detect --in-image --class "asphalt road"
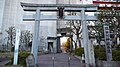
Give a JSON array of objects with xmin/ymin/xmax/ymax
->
[{"xmin": 38, "ymin": 53, "xmax": 85, "ymax": 67}]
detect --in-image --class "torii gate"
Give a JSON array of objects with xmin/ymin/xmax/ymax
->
[{"xmin": 21, "ymin": 3, "xmax": 98, "ymax": 67}]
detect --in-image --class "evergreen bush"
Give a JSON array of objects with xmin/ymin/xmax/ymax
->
[
  {"xmin": 18, "ymin": 51, "xmax": 30, "ymax": 65},
  {"xmin": 6, "ymin": 51, "xmax": 30, "ymax": 66},
  {"xmin": 74, "ymin": 45, "xmax": 120, "ymax": 61},
  {"xmin": 74, "ymin": 48, "xmax": 84, "ymax": 56},
  {"xmin": 112, "ymin": 49, "xmax": 120, "ymax": 61}
]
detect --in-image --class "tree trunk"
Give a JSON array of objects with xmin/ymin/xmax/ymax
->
[
  {"xmin": 75, "ymin": 42, "xmax": 77, "ymax": 49},
  {"xmin": 76, "ymin": 32, "xmax": 81, "ymax": 48},
  {"xmin": 78, "ymin": 39, "xmax": 81, "ymax": 48},
  {"xmin": 10, "ymin": 35, "xmax": 13, "ymax": 47}
]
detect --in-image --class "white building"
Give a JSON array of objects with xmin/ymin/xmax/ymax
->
[
  {"xmin": 0, "ymin": 0, "xmax": 86, "ymax": 52},
  {"xmin": 1, "ymin": 0, "xmax": 116, "ymax": 52},
  {"xmin": 0, "ymin": 0, "xmax": 58, "ymax": 52}
]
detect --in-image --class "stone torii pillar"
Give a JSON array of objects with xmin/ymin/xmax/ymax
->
[
  {"xmin": 31, "ymin": 8, "xmax": 40, "ymax": 65},
  {"xmin": 81, "ymin": 8, "xmax": 95, "ymax": 67},
  {"xmin": 81, "ymin": 8, "xmax": 89, "ymax": 67}
]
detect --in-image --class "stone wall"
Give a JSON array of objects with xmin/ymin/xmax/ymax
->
[{"xmin": 96, "ymin": 60, "xmax": 120, "ymax": 67}]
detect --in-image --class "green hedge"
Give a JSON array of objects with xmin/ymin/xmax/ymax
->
[
  {"xmin": 18, "ymin": 51, "xmax": 30, "ymax": 65},
  {"xmin": 112, "ymin": 49, "xmax": 120, "ymax": 61},
  {"xmin": 94, "ymin": 46, "xmax": 120, "ymax": 61},
  {"xmin": 94, "ymin": 46, "xmax": 106, "ymax": 60},
  {"xmin": 74, "ymin": 48, "xmax": 84, "ymax": 56},
  {"xmin": 74, "ymin": 46, "xmax": 120, "ymax": 61}
]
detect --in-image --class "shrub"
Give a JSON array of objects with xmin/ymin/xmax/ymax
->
[
  {"xmin": 112, "ymin": 49, "xmax": 120, "ymax": 61},
  {"xmin": 11, "ymin": 46, "xmax": 14, "ymax": 52},
  {"xmin": 6, "ymin": 51, "xmax": 30, "ymax": 66},
  {"xmin": 74, "ymin": 46, "xmax": 120, "ymax": 61},
  {"xmin": 74, "ymin": 46, "xmax": 106, "ymax": 60},
  {"xmin": 97, "ymin": 52, "xmax": 106, "ymax": 60},
  {"xmin": 94, "ymin": 45, "xmax": 120, "ymax": 61},
  {"xmin": 65, "ymin": 37, "xmax": 71, "ymax": 49},
  {"xmin": 94, "ymin": 46, "xmax": 106, "ymax": 60},
  {"xmin": 74, "ymin": 48, "xmax": 84, "ymax": 56},
  {"xmin": 18, "ymin": 51, "xmax": 30, "ymax": 66}
]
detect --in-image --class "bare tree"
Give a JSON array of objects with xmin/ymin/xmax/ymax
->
[
  {"xmin": 20, "ymin": 30, "xmax": 33, "ymax": 51},
  {"xmin": 6, "ymin": 26, "xmax": 16, "ymax": 51},
  {"xmin": 68, "ymin": 12, "xmax": 82, "ymax": 49},
  {"xmin": 71, "ymin": 20, "xmax": 82, "ymax": 48}
]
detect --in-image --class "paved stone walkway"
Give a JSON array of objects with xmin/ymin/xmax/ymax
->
[
  {"xmin": 38, "ymin": 53, "xmax": 85, "ymax": 67},
  {"xmin": 0, "ymin": 57, "xmax": 11, "ymax": 66},
  {"xmin": 0, "ymin": 60, "xmax": 11, "ymax": 66}
]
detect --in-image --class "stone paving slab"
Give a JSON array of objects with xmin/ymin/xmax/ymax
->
[
  {"xmin": 38, "ymin": 53, "xmax": 85, "ymax": 67},
  {"xmin": 0, "ymin": 60, "xmax": 11, "ymax": 66}
]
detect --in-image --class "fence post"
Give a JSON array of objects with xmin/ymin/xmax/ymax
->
[
  {"xmin": 68, "ymin": 57, "xmax": 70, "ymax": 67},
  {"xmin": 52, "ymin": 57, "xmax": 55, "ymax": 67}
]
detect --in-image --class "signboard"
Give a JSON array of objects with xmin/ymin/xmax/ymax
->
[
  {"xmin": 13, "ymin": 29, "xmax": 21, "ymax": 65},
  {"xmin": 103, "ymin": 25, "xmax": 112, "ymax": 61}
]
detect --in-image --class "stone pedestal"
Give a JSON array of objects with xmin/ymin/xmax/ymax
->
[{"xmin": 26, "ymin": 54, "xmax": 35, "ymax": 67}]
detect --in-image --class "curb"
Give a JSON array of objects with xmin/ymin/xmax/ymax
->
[
  {"xmin": 74, "ymin": 55, "xmax": 82, "ymax": 63},
  {"xmin": 0, "ymin": 60, "xmax": 11, "ymax": 66}
]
